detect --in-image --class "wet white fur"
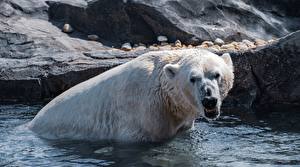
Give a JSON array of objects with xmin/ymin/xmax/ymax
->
[{"xmin": 28, "ymin": 49, "xmax": 234, "ymax": 142}]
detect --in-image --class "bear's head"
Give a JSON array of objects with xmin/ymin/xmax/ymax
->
[{"xmin": 162, "ymin": 50, "xmax": 234, "ymax": 121}]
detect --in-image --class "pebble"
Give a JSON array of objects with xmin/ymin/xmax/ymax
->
[
  {"xmin": 121, "ymin": 42, "xmax": 132, "ymax": 51},
  {"xmin": 159, "ymin": 44, "xmax": 172, "ymax": 50},
  {"xmin": 236, "ymin": 42, "xmax": 249, "ymax": 51},
  {"xmin": 201, "ymin": 41, "xmax": 214, "ymax": 47},
  {"xmin": 161, "ymin": 42, "xmax": 169, "ymax": 46},
  {"xmin": 157, "ymin": 35, "xmax": 168, "ymax": 42},
  {"xmin": 174, "ymin": 40, "xmax": 182, "ymax": 47},
  {"xmin": 87, "ymin": 34, "xmax": 99, "ymax": 41},
  {"xmin": 220, "ymin": 43, "xmax": 235, "ymax": 50},
  {"xmin": 135, "ymin": 46, "xmax": 146, "ymax": 50},
  {"xmin": 242, "ymin": 39, "xmax": 255, "ymax": 48},
  {"xmin": 139, "ymin": 43, "xmax": 146, "ymax": 46},
  {"xmin": 214, "ymin": 38, "xmax": 225, "ymax": 46},
  {"xmin": 149, "ymin": 45, "xmax": 159, "ymax": 50},
  {"xmin": 254, "ymin": 39, "xmax": 267, "ymax": 46},
  {"xmin": 62, "ymin": 23, "xmax": 73, "ymax": 33},
  {"xmin": 210, "ymin": 45, "xmax": 221, "ymax": 50}
]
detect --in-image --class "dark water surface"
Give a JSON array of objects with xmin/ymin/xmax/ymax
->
[{"xmin": 0, "ymin": 105, "xmax": 299, "ymax": 167}]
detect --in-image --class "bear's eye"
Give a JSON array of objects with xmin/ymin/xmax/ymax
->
[
  {"xmin": 214, "ymin": 73, "xmax": 220, "ymax": 79},
  {"xmin": 190, "ymin": 77, "xmax": 196, "ymax": 83}
]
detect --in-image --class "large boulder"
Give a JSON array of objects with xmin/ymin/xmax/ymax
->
[
  {"xmin": 0, "ymin": 0, "xmax": 299, "ymax": 112},
  {"xmin": 47, "ymin": 0, "xmax": 300, "ymax": 45},
  {"xmin": 224, "ymin": 31, "xmax": 300, "ymax": 112}
]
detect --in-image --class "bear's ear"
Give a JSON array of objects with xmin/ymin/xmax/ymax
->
[
  {"xmin": 221, "ymin": 53, "xmax": 233, "ymax": 68},
  {"xmin": 163, "ymin": 64, "xmax": 180, "ymax": 79}
]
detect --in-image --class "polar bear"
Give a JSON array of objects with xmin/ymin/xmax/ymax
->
[{"xmin": 28, "ymin": 49, "xmax": 234, "ymax": 142}]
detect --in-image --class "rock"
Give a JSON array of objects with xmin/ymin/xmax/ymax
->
[
  {"xmin": 0, "ymin": 0, "xmax": 300, "ymax": 113},
  {"xmin": 87, "ymin": 34, "xmax": 99, "ymax": 41},
  {"xmin": 236, "ymin": 42, "xmax": 249, "ymax": 51},
  {"xmin": 187, "ymin": 36, "xmax": 201, "ymax": 46},
  {"xmin": 174, "ymin": 40, "xmax": 182, "ymax": 47},
  {"xmin": 220, "ymin": 44, "xmax": 236, "ymax": 51},
  {"xmin": 201, "ymin": 41, "xmax": 214, "ymax": 47},
  {"xmin": 135, "ymin": 46, "xmax": 146, "ymax": 51},
  {"xmin": 224, "ymin": 30, "xmax": 300, "ymax": 112},
  {"xmin": 62, "ymin": 23, "xmax": 73, "ymax": 33},
  {"xmin": 157, "ymin": 36, "xmax": 168, "ymax": 43},
  {"xmin": 121, "ymin": 42, "xmax": 132, "ymax": 51},
  {"xmin": 138, "ymin": 43, "xmax": 146, "ymax": 47},
  {"xmin": 149, "ymin": 45, "xmax": 159, "ymax": 50},
  {"xmin": 210, "ymin": 45, "xmax": 220, "ymax": 50},
  {"xmin": 214, "ymin": 38, "xmax": 225, "ymax": 46},
  {"xmin": 254, "ymin": 39, "xmax": 267, "ymax": 46},
  {"xmin": 242, "ymin": 39, "xmax": 255, "ymax": 48},
  {"xmin": 158, "ymin": 44, "xmax": 172, "ymax": 50},
  {"xmin": 160, "ymin": 42, "xmax": 169, "ymax": 46},
  {"xmin": 47, "ymin": 0, "xmax": 300, "ymax": 45}
]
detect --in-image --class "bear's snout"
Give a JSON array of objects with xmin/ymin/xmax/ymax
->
[{"xmin": 202, "ymin": 97, "xmax": 218, "ymax": 109}]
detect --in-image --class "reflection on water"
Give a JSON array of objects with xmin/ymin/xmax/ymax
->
[{"xmin": 0, "ymin": 105, "xmax": 299, "ymax": 166}]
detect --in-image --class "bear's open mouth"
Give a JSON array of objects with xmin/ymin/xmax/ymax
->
[{"xmin": 204, "ymin": 108, "xmax": 219, "ymax": 119}]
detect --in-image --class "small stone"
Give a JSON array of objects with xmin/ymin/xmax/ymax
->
[
  {"xmin": 187, "ymin": 45, "xmax": 193, "ymax": 48},
  {"xmin": 242, "ymin": 39, "xmax": 255, "ymax": 48},
  {"xmin": 62, "ymin": 23, "xmax": 73, "ymax": 33},
  {"xmin": 157, "ymin": 35, "xmax": 168, "ymax": 42},
  {"xmin": 268, "ymin": 39, "xmax": 276, "ymax": 43},
  {"xmin": 133, "ymin": 44, "xmax": 139, "ymax": 47},
  {"xmin": 161, "ymin": 42, "xmax": 169, "ymax": 46},
  {"xmin": 220, "ymin": 44, "xmax": 235, "ymax": 50},
  {"xmin": 121, "ymin": 42, "xmax": 132, "ymax": 51},
  {"xmin": 254, "ymin": 39, "xmax": 267, "ymax": 46},
  {"xmin": 214, "ymin": 38, "xmax": 225, "ymax": 46},
  {"xmin": 236, "ymin": 42, "xmax": 249, "ymax": 51},
  {"xmin": 138, "ymin": 43, "xmax": 146, "ymax": 46},
  {"xmin": 87, "ymin": 34, "xmax": 99, "ymax": 41},
  {"xmin": 210, "ymin": 45, "xmax": 220, "ymax": 50},
  {"xmin": 174, "ymin": 40, "xmax": 182, "ymax": 47},
  {"xmin": 149, "ymin": 45, "xmax": 159, "ymax": 50},
  {"xmin": 207, "ymin": 47, "xmax": 219, "ymax": 53},
  {"xmin": 201, "ymin": 41, "xmax": 214, "ymax": 47},
  {"xmin": 159, "ymin": 44, "xmax": 172, "ymax": 50},
  {"xmin": 135, "ymin": 46, "xmax": 146, "ymax": 51}
]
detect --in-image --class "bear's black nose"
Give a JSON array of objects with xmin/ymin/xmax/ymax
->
[{"xmin": 202, "ymin": 97, "xmax": 218, "ymax": 109}]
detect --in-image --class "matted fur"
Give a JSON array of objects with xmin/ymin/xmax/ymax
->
[{"xmin": 28, "ymin": 49, "xmax": 234, "ymax": 142}]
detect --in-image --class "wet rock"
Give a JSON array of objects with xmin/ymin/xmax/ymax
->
[
  {"xmin": 224, "ymin": 30, "xmax": 300, "ymax": 111},
  {"xmin": 121, "ymin": 42, "xmax": 132, "ymax": 51},
  {"xmin": 214, "ymin": 38, "xmax": 225, "ymax": 46},
  {"xmin": 87, "ymin": 34, "xmax": 99, "ymax": 41},
  {"xmin": 62, "ymin": 23, "xmax": 73, "ymax": 33}
]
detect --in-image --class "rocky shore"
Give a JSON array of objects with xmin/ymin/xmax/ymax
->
[{"xmin": 0, "ymin": 0, "xmax": 299, "ymax": 112}]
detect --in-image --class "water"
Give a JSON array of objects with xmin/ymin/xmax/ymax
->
[{"xmin": 0, "ymin": 105, "xmax": 299, "ymax": 167}]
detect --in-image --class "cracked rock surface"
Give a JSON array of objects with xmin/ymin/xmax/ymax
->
[{"xmin": 0, "ymin": 0, "xmax": 299, "ymax": 112}]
